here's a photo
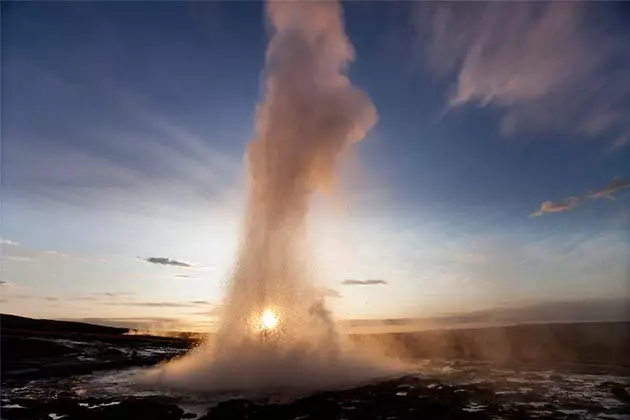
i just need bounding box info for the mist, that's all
[138,0,400,393]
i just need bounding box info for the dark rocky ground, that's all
[2,315,629,419]
[3,364,630,420]
[2,333,188,380]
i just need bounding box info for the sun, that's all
[260,308,279,330]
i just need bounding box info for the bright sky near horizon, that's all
[1,1,629,332]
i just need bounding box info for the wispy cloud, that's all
[143,257,192,268]
[41,250,104,263]
[67,292,134,301]
[530,176,630,217]
[105,301,197,308]
[173,274,197,279]
[3,68,243,219]
[3,256,33,262]
[529,197,580,218]
[585,176,630,200]
[94,292,135,299]
[416,2,630,150]
[0,239,33,262]
[192,305,224,317]
[0,242,105,263]
[319,288,342,298]
[42,250,74,258]
[103,299,212,308]
[69,296,100,302]
[342,279,388,286]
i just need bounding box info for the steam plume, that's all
[139,0,398,393]
[217,0,377,347]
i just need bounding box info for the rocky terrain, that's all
[2,315,629,419]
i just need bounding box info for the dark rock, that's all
[611,385,629,402]
[89,399,184,420]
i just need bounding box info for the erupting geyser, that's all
[140,0,400,392]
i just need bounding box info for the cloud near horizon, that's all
[1,292,216,310]
[143,257,192,268]
[416,2,630,150]
[65,292,136,302]
[193,306,224,317]
[342,279,388,286]
[94,292,135,298]
[104,300,212,308]
[104,302,193,308]
[0,241,105,264]
[530,176,630,217]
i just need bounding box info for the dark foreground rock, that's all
[2,374,629,420]
[1,334,191,381]
[1,397,187,420]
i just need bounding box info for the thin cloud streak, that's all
[104,301,198,308]
[530,176,630,217]
[530,197,580,218]
[103,300,214,308]
[585,176,630,200]
[0,242,105,263]
[342,279,388,286]
[192,307,224,317]
[68,292,135,301]
[143,257,192,268]
[94,292,135,298]
[320,288,342,298]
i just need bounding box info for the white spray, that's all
[140,0,400,393]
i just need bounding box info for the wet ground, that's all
[2,357,629,420]
[2,327,630,420]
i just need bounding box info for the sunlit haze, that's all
[260,309,279,331]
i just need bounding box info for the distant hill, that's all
[1,313,129,335]
[343,297,630,332]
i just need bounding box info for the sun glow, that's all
[260,308,279,330]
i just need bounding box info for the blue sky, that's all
[2,1,629,332]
